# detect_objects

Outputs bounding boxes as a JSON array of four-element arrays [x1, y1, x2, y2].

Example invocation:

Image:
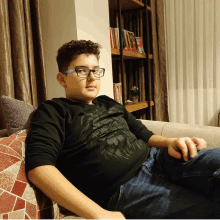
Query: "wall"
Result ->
[[74, 0, 114, 99], [39, 0, 113, 100]]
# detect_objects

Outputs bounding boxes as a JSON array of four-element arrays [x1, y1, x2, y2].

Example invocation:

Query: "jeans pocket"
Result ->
[[143, 148, 167, 178]]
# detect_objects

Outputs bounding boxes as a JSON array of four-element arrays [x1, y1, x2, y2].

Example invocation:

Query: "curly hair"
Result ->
[[56, 40, 102, 74]]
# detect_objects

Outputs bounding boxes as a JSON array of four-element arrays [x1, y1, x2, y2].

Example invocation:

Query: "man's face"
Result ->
[[57, 54, 101, 105]]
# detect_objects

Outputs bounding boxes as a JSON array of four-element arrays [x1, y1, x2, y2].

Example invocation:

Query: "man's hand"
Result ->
[[167, 137, 207, 162]]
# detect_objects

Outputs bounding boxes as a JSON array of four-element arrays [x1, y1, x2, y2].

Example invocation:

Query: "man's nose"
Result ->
[[87, 71, 96, 80]]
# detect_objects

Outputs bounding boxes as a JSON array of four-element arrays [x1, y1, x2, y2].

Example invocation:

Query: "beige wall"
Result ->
[[39, 0, 114, 100]]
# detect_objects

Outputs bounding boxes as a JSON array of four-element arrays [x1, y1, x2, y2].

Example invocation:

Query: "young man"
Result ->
[[25, 40, 220, 219]]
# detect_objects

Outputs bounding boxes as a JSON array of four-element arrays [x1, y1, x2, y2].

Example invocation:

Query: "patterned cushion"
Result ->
[[0, 96, 37, 136], [0, 130, 60, 219]]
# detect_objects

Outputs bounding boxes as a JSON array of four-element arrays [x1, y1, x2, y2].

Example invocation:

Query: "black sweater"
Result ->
[[25, 95, 154, 208]]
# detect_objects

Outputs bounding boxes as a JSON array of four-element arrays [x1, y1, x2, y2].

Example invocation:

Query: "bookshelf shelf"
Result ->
[[125, 101, 154, 113], [111, 48, 153, 60], [109, 0, 151, 12]]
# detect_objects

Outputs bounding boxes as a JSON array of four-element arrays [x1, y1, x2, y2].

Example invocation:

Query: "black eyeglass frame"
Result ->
[[63, 68, 105, 78]]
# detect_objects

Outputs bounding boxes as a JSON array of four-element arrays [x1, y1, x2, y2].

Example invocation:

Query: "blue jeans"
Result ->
[[106, 147, 220, 218]]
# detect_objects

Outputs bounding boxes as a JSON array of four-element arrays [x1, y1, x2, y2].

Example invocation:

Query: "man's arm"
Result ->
[[28, 165, 125, 219], [147, 135, 170, 148], [147, 135, 207, 162]]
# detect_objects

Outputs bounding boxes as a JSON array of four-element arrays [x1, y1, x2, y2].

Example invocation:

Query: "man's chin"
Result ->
[[85, 90, 99, 97]]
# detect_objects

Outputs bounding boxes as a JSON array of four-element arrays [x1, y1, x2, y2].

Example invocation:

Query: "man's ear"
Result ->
[[57, 72, 66, 87]]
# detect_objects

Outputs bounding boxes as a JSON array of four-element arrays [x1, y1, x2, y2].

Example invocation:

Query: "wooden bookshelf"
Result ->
[[111, 48, 153, 60], [109, 0, 154, 119], [125, 101, 154, 113]]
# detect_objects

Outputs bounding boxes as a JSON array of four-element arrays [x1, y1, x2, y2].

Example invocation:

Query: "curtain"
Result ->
[[164, 0, 220, 127], [0, 0, 47, 130], [149, 0, 169, 122]]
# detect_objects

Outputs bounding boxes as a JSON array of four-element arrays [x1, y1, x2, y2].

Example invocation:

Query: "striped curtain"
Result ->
[[164, 0, 220, 126]]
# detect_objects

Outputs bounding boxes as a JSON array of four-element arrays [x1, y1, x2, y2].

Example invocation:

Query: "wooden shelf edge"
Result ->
[[109, 0, 151, 12], [132, 0, 144, 7], [125, 101, 154, 113], [130, 0, 152, 11], [111, 48, 153, 59]]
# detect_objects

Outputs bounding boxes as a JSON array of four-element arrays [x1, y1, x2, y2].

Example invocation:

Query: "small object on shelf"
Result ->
[[126, 100, 133, 105], [131, 96, 139, 103], [130, 86, 139, 97]]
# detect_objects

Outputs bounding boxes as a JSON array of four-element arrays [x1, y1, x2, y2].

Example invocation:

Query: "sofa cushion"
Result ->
[[0, 96, 37, 136], [0, 129, 60, 219]]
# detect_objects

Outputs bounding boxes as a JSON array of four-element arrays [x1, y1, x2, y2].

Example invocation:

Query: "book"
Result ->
[[111, 28, 115, 49], [116, 28, 120, 49], [122, 29, 132, 51], [136, 37, 145, 54], [122, 30, 128, 48], [116, 28, 127, 50], [129, 32, 138, 52], [126, 30, 132, 50], [113, 28, 119, 49], [113, 27, 121, 49], [118, 83, 123, 104], [110, 27, 113, 49], [117, 84, 121, 104], [113, 83, 122, 104], [127, 31, 133, 50], [114, 83, 122, 104], [113, 83, 118, 103], [112, 28, 116, 48], [127, 31, 139, 52], [112, 28, 135, 51]]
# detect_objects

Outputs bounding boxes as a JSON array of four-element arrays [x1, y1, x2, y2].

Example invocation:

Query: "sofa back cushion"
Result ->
[[161, 122, 220, 149], [0, 95, 37, 136]]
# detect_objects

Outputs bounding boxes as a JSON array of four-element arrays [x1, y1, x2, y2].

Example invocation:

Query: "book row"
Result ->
[[110, 27, 145, 54]]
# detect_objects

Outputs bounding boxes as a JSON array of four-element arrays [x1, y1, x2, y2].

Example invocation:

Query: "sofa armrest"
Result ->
[[0, 129, 8, 138]]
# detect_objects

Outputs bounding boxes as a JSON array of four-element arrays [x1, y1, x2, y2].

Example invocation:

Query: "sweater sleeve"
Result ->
[[25, 100, 66, 175], [123, 106, 155, 143]]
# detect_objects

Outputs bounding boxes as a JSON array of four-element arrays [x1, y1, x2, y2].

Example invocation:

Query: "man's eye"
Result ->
[[77, 69, 86, 72]]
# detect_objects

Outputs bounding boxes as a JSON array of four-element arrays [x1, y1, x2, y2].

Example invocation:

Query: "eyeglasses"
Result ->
[[63, 67, 105, 78]]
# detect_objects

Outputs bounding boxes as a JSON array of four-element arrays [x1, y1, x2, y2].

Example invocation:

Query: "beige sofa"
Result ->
[[1, 119, 220, 146], [1, 119, 220, 219]]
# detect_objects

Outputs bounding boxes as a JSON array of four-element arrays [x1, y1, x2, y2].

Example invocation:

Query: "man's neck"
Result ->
[[66, 97, 95, 105]]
